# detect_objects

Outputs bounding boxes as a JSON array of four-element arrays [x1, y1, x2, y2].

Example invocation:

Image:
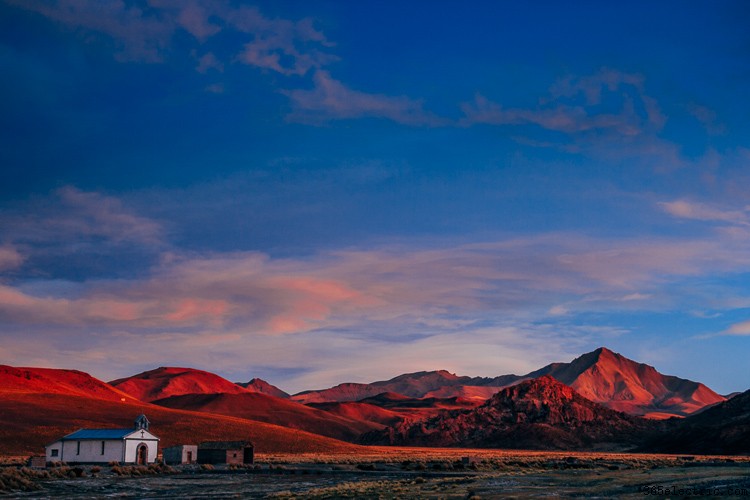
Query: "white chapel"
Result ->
[[45, 414, 159, 464]]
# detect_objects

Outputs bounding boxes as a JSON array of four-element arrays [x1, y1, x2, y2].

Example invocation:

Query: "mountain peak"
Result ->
[[528, 348, 725, 417], [110, 366, 249, 402], [238, 378, 290, 399]]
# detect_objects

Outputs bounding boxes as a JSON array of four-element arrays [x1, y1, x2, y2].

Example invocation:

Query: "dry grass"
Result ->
[[257, 447, 750, 468], [0, 467, 49, 493]]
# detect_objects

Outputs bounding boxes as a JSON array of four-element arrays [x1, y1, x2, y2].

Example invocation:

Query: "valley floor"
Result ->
[[4, 449, 750, 498]]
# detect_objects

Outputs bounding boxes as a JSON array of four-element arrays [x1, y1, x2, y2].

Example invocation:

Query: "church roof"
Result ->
[[61, 428, 133, 440]]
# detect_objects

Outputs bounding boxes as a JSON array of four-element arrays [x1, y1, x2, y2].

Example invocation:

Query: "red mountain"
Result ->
[[109, 367, 250, 402], [292, 371, 507, 404], [152, 392, 384, 442], [237, 378, 290, 399], [365, 376, 658, 450], [0, 366, 358, 455], [292, 348, 725, 418], [527, 347, 726, 418], [292, 382, 389, 404], [0, 365, 139, 402]]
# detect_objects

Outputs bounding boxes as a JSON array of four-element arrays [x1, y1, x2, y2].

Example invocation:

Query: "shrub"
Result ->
[[200, 463, 214, 471]]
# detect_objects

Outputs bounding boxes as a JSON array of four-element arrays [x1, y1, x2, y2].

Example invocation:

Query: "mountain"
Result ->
[[527, 347, 725, 417], [292, 371, 508, 404], [109, 367, 250, 401], [364, 376, 659, 450], [152, 392, 384, 442], [643, 388, 750, 455], [237, 378, 290, 399], [293, 348, 725, 418], [0, 365, 140, 403], [0, 366, 358, 455]]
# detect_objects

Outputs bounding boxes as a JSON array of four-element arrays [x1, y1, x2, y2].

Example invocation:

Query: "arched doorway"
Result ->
[[136, 444, 148, 465]]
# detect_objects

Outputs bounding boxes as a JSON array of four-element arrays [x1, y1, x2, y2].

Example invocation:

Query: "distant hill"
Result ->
[[109, 367, 249, 402], [292, 371, 508, 404], [364, 376, 660, 450], [237, 378, 290, 399]]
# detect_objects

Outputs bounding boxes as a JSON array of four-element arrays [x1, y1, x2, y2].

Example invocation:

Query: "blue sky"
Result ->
[[1, 0, 749, 394]]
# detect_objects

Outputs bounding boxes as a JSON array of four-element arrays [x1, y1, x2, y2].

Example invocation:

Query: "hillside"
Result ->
[[152, 392, 383, 442], [109, 367, 249, 402], [0, 366, 358, 455], [643, 388, 750, 455], [0, 365, 140, 402]]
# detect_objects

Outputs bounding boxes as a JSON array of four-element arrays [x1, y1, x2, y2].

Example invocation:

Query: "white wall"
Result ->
[[46, 440, 124, 463], [124, 439, 159, 463], [45, 441, 62, 463]]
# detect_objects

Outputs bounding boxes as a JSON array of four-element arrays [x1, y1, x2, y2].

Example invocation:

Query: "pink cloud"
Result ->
[[0, 246, 24, 272], [285, 70, 444, 126], [7, 0, 175, 62], [659, 200, 749, 225]]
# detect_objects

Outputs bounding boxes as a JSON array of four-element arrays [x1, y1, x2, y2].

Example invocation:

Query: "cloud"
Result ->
[[0, 246, 24, 272], [8, 0, 335, 74], [459, 68, 684, 167], [462, 68, 664, 134], [285, 70, 444, 126], [724, 320, 750, 336], [196, 52, 223, 73], [227, 7, 337, 76], [686, 102, 725, 135], [0, 186, 165, 279], [659, 200, 750, 225], [6, 0, 175, 62]]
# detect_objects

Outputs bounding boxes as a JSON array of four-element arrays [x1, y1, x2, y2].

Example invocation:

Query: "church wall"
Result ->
[[123, 438, 158, 463], [48, 440, 124, 463]]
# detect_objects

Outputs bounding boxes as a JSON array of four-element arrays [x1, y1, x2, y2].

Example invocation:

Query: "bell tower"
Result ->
[[134, 413, 150, 431]]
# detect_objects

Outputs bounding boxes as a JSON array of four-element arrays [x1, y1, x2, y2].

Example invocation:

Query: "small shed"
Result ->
[[197, 441, 254, 465], [163, 444, 198, 465]]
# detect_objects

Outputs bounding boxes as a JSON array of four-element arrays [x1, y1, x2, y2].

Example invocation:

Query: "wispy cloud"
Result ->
[[724, 320, 750, 336], [459, 68, 685, 168], [462, 68, 664, 134], [6, 0, 175, 62], [285, 70, 444, 125], [660, 199, 750, 225], [1, 186, 163, 246], [0, 246, 24, 272], [7, 0, 336, 74]]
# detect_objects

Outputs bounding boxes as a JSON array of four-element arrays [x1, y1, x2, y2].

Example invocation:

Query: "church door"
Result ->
[[136, 444, 148, 465]]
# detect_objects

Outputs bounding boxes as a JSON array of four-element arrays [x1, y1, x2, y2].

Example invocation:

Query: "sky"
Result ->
[[1, 0, 750, 395]]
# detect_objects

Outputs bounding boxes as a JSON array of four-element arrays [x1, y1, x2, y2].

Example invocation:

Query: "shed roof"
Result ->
[[199, 440, 253, 450], [61, 429, 133, 440]]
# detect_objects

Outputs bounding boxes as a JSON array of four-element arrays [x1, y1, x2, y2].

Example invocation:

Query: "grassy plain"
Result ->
[[3, 448, 750, 498]]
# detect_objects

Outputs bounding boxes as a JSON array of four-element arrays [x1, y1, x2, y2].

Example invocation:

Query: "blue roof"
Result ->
[[62, 429, 133, 440]]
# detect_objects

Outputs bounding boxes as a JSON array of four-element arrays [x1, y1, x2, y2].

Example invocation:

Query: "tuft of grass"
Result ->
[[0, 467, 48, 493]]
